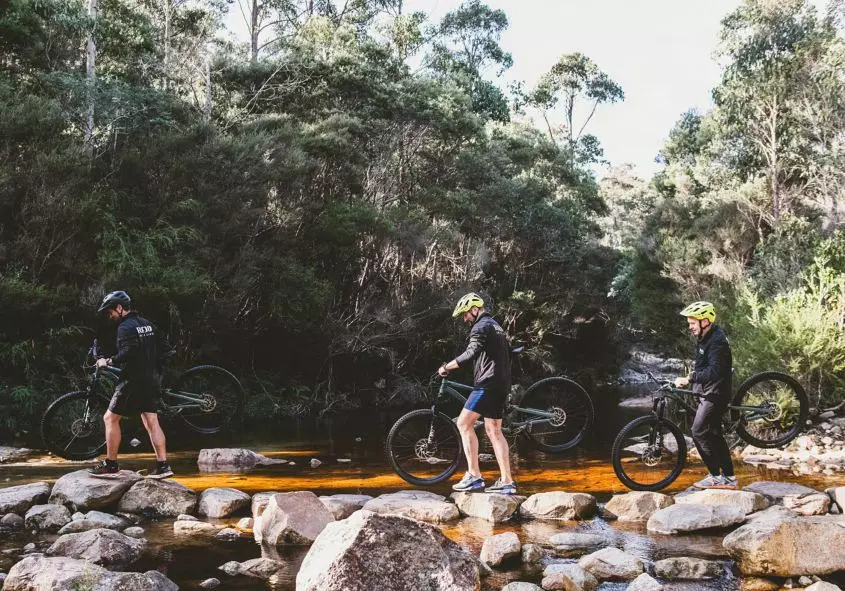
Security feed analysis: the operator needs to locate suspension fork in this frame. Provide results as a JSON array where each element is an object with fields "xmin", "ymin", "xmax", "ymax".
[
  {"xmin": 650, "ymin": 398, "xmax": 667, "ymax": 447},
  {"xmin": 427, "ymin": 405, "xmax": 438, "ymax": 441}
]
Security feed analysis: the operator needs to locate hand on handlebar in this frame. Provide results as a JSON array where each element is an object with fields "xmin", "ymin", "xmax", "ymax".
[
  {"xmin": 437, "ymin": 365, "xmax": 449, "ymax": 377},
  {"xmin": 674, "ymin": 376, "xmax": 690, "ymax": 388},
  {"xmin": 96, "ymin": 358, "xmax": 110, "ymax": 369}
]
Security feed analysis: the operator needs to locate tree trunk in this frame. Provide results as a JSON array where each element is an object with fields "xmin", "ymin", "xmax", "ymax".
[
  {"xmin": 250, "ymin": 0, "xmax": 259, "ymax": 62},
  {"xmin": 84, "ymin": 0, "xmax": 98, "ymax": 157},
  {"xmin": 204, "ymin": 45, "xmax": 212, "ymax": 122},
  {"xmin": 770, "ymin": 94, "xmax": 780, "ymax": 222},
  {"xmin": 163, "ymin": 0, "xmax": 171, "ymax": 89}
]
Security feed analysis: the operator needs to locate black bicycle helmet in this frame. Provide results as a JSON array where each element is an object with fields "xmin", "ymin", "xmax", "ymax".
[{"xmin": 97, "ymin": 290, "xmax": 131, "ymax": 313}]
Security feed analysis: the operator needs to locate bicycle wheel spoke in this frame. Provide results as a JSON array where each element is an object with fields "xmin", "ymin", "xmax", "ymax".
[
  {"xmin": 387, "ymin": 411, "xmax": 461, "ymax": 484},
  {"xmin": 735, "ymin": 373, "xmax": 808, "ymax": 448},
  {"xmin": 515, "ymin": 378, "xmax": 594, "ymax": 452},
  {"xmin": 613, "ymin": 416, "xmax": 685, "ymax": 491}
]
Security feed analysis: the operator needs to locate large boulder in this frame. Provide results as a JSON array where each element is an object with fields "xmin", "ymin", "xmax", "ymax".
[
  {"xmin": 197, "ymin": 448, "xmax": 284, "ymax": 472},
  {"xmin": 548, "ymin": 532, "xmax": 608, "ymax": 557},
  {"xmin": 603, "ymin": 491, "xmax": 673, "ymax": 522},
  {"xmin": 541, "ymin": 563, "xmax": 598, "ymax": 591},
  {"xmin": 479, "ymin": 532, "xmax": 520, "ymax": 566},
  {"xmin": 49, "ymin": 469, "xmax": 141, "ymax": 511},
  {"xmin": 318, "ymin": 495, "xmax": 373, "ymax": 520},
  {"xmin": 118, "ymin": 478, "xmax": 197, "ymax": 517},
  {"xmin": 0, "ymin": 482, "xmax": 50, "ymax": 514},
  {"xmin": 675, "ymin": 489, "xmax": 769, "ymax": 515},
  {"xmin": 57, "ymin": 510, "xmax": 130, "ymax": 534},
  {"xmin": 519, "ymin": 492, "xmax": 596, "ymax": 521},
  {"xmin": 450, "ymin": 492, "xmax": 523, "ymax": 523},
  {"xmin": 4, "ymin": 555, "xmax": 177, "ymax": 591},
  {"xmin": 295, "ymin": 510, "xmax": 480, "ymax": 591},
  {"xmin": 577, "ymin": 547, "xmax": 644, "ymax": 580},
  {"xmin": 723, "ymin": 515, "xmax": 845, "ymax": 575},
  {"xmin": 653, "ymin": 557, "xmax": 723, "ymax": 579},
  {"xmin": 782, "ymin": 494, "xmax": 831, "ymax": 516},
  {"xmin": 47, "ymin": 527, "xmax": 147, "ymax": 569},
  {"xmin": 362, "ymin": 491, "xmax": 460, "ymax": 523},
  {"xmin": 24, "ymin": 504, "xmax": 72, "ymax": 532},
  {"xmin": 255, "ymin": 491, "xmax": 334, "ymax": 545},
  {"xmin": 744, "ymin": 481, "xmax": 819, "ymax": 502},
  {"xmin": 647, "ymin": 503, "xmax": 747, "ymax": 534},
  {"xmin": 198, "ymin": 487, "xmax": 251, "ymax": 518}
]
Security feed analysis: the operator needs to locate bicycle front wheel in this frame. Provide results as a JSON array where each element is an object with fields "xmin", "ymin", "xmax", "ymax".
[
  {"xmin": 41, "ymin": 391, "xmax": 110, "ymax": 460},
  {"xmin": 515, "ymin": 377, "xmax": 594, "ymax": 452},
  {"xmin": 611, "ymin": 415, "xmax": 687, "ymax": 492},
  {"xmin": 171, "ymin": 365, "xmax": 244, "ymax": 435},
  {"xmin": 734, "ymin": 372, "xmax": 808, "ymax": 448},
  {"xmin": 385, "ymin": 409, "xmax": 462, "ymax": 486}
]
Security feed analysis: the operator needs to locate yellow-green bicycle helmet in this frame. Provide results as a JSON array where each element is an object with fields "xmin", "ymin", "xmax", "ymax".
[
  {"xmin": 680, "ymin": 301, "xmax": 716, "ymax": 323},
  {"xmin": 452, "ymin": 292, "xmax": 485, "ymax": 317}
]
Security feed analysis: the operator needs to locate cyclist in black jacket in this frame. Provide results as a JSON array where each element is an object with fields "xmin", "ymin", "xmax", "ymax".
[
  {"xmin": 438, "ymin": 293, "xmax": 516, "ymax": 494},
  {"xmin": 674, "ymin": 301, "xmax": 736, "ymax": 489},
  {"xmin": 89, "ymin": 291, "xmax": 173, "ymax": 479}
]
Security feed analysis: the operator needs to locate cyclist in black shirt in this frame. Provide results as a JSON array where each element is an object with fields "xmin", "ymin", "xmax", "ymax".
[
  {"xmin": 89, "ymin": 291, "xmax": 173, "ymax": 479},
  {"xmin": 438, "ymin": 293, "xmax": 516, "ymax": 494}
]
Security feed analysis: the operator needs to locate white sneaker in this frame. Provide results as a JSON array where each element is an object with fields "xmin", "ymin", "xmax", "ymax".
[{"xmin": 693, "ymin": 474, "xmax": 722, "ymax": 488}]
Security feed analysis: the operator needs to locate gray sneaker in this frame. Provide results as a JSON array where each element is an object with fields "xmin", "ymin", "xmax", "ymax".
[
  {"xmin": 452, "ymin": 471, "xmax": 485, "ymax": 492},
  {"xmin": 693, "ymin": 474, "xmax": 722, "ymax": 489},
  {"xmin": 485, "ymin": 479, "xmax": 517, "ymax": 495},
  {"xmin": 713, "ymin": 475, "xmax": 738, "ymax": 489}
]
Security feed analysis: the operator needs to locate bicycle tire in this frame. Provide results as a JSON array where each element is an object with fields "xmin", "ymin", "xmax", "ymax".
[
  {"xmin": 170, "ymin": 365, "xmax": 244, "ymax": 435},
  {"xmin": 385, "ymin": 409, "xmax": 462, "ymax": 486},
  {"xmin": 41, "ymin": 391, "xmax": 110, "ymax": 460},
  {"xmin": 516, "ymin": 377, "xmax": 594, "ymax": 453},
  {"xmin": 734, "ymin": 371, "xmax": 808, "ymax": 449},
  {"xmin": 611, "ymin": 414, "xmax": 687, "ymax": 492}
]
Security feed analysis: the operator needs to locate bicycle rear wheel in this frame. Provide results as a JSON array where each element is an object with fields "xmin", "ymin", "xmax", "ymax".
[
  {"xmin": 734, "ymin": 371, "xmax": 808, "ymax": 448},
  {"xmin": 171, "ymin": 365, "xmax": 244, "ymax": 435},
  {"xmin": 611, "ymin": 414, "xmax": 687, "ymax": 491},
  {"xmin": 515, "ymin": 377, "xmax": 594, "ymax": 452},
  {"xmin": 41, "ymin": 391, "xmax": 110, "ymax": 460},
  {"xmin": 385, "ymin": 409, "xmax": 462, "ymax": 486}
]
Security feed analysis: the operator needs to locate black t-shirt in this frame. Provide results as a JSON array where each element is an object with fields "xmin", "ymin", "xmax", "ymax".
[
  {"xmin": 111, "ymin": 311, "xmax": 159, "ymax": 387},
  {"xmin": 690, "ymin": 325, "xmax": 732, "ymax": 404},
  {"xmin": 455, "ymin": 312, "xmax": 511, "ymax": 391}
]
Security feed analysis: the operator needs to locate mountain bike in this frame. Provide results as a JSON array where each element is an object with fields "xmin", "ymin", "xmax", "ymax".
[
  {"xmin": 40, "ymin": 339, "xmax": 245, "ymax": 460},
  {"xmin": 386, "ymin": 359, "xmax": 595, "ymax": 486},
  {"xmin": 611, "ymin": 371, "xmax": 808, "ymax": 491}
]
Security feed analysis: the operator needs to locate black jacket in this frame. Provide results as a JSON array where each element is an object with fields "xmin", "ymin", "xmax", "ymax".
[
  {"xmin": 455, "ymin": 312, "xmax": 511, "ymax": 391},
  {"xmin": 690, "ymin": 325, "xmax": 732, "ymax": 404},
  {"xmin": 111, "ymin": 312, "xmax": 159, "ymax": 387}
]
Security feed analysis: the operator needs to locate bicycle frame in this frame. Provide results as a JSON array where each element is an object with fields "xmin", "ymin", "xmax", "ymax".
[
  {"xmin": 90, "ymin": 365, "xmax": 209, "ymax": 414},
  {"xmin": 651, "ymin": 386, "xmax": 775, "ymax": 425}
]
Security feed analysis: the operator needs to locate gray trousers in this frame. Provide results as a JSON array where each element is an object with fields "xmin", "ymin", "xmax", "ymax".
[{"xmin": 692, "ymin": 399, "xmax": 735, "ymax": 477}]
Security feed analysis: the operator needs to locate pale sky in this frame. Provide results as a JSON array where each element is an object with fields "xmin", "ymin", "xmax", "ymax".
[{"xmin": 224, "ymin": 0, "xmax": 828, "ymax": 178}]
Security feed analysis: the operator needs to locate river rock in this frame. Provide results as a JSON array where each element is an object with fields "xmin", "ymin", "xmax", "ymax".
[
  {"xmin": 451, "ymin": 491, "xmax": 523, "ymax": 523},
  {"xmin": 178, "ymin": 513, "xmax": 198, "ymax": 521},
  {"xmin": 647, "ymin": 503, "xmax": 747, "ymax": 534},
  {"xmin": 239, "ymin": 557, "xmax": 285, "ymax": 579},
  {"xmin": 744, "ymin": 481, "xmax": 819, "ymax": 502},
  {"xmin": 24, "ymin": 504, "xmax": 71, "ymax": 532},
  {"xmin": 549, "ymin": 532, "xmax": 607, "ymax": 556},
  {"xmin": 502, "ymin": 583, "xmax": 542, "ymax": 591},
  {"xmin": 577, "ymin": 547, "xmax": 644, "ymax": 580},
  {"xmin": 174, "ymin": 519, "xmax": 218, "ymax": 536},
  {"xmin": 215, "ymin": 527, "xmax": 242, "ymax": 540},
  {"xmin": 198, "ymin": 487, "xmax": 251, "ymax": 518},
  {"xmin": 747, "ymin": 505, "xmax": 798, "ymax": 524},
  {"xmin": 254, "ymin": 491, "xmax": 334, "ymax": 545},
  {"xmin": 653, "ymin": 557, "xmax": 723, "ymax": 579},
  {"xmin": 237, "ymin": 517, "xmax": 254, "ymax": 529},
  {"xmin": 200, "ymin": 578, "xmax": 221, "ymax": 589},
  {"xmin": 519, "ymin": 492, "xmax": 596, "ymax": 520},
  {"xmin": 124, "ymin": 526, "xmax": 145, "ymax": 538},
  {"xmin": 806, "ymin": 583, "xmax": 843, "ymax": 591},
  {"xmin": 783, "ymin": 493, "xmax": 831, "ymax": 516},
  {"xmin": 57, "ymin": 510, "xmax": 129, "ymax": 534},
  {"xmin": 296, "ymin": 510, "xmax": 480, "ymax": 591},
  {"xmin": 675, "ymin": 489, "xmax": 769, "ymax": 514},
  {"xmin": 740, "ymin": 577, "xmax": 781, "ymax": 591},
  {"xmin": 522, "ymin": 543, "xmax": 543, "ymax": 564},
  {"xmin": 362, "ymin": 490, "xmax": 460, "ymax": 523},
  {"xmin": 0, "ymin": 447, "xmax": 32, "ymax": 463},
  {"xmin": 1, "ymin": 512, "xmax": 24, "ymax": 528},
  {"xmin": 219, "ymin": 561, "xmax": 241, "ymax": 576},
  {"xmin": 197, "ymin": 448, "xmax": 285, "ymax": 471},
  {"xmin": 0, "ymin": 482, "xmax": 50, "ymax": 514},
  {"xmin": 724, "ymin": 515, "xmax": 845, "ymax": 575},
  {"xmin": 603, "ymin": 491, "xmax": 674, "ymax": 521},
  {"xmin": 118, "ymin": 478, "xmax": 198, "ymax": 517},
  {"xmin": 480, "ymin": 532, "xmax": 520, "ymax": 566},
  {"xmin": 318, "ymin": 494, "xmax": 373, "ymax": 520},
  {"xmin": 627, "ymin": 573, "xmax": 664, "ymax": 591},
  {"xmin": 49, "ymin": 469, "xmax": 141, "ymax": 511},
  {"xmin": 3, "ymin": 555, "xmax": 177, "ymax": 591},
  {"xmin": 47, "ymin": 528, "xmax": 147, "ymax": 568},
  {"xmin": 252, "ymin": 491, "xmax": 279, "ymax": 519},
  {"xmin": 541, "ymin": 563, "xmax": 598, "ymax": 591}
]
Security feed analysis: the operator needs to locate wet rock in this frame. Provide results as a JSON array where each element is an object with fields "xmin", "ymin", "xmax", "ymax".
[
  {"xmin": 123, "ymin": 526, "xmax": 145, "ymax": 538},
  {"xmin": 219, "ymin": 560, "xmax": 241, "ymax": 576},
  {"xmin": 743, "ymin": 481, "xmax": 819, "ymax": 502},
  {"xmin": 118, "ymin": 478, "xmax": 198, "ymax": 517},
  {"xmin": 1, "ymin": 512, "xmax": 24, "ymax": 528},
  {"xmin": 310, "ymin": 458, "xmax": 322, "ymax": 468},
  {"xmin": 362, "ymin": 490, "xmax": 460, "ymax": 523},
  {"xmin": 783, "ymin": 494, "xmax": 831, "ymax": 516},
  {"xmin": 200, "ymin": 578, "xmax": 221, "ymax": 589},
  {"xmin": 480, "ymin": 532, "xmax": 520, "ymax": 566},
  {"xmin": 251, "ymin": 491, "xmax": 279, "ymax": 519},
  {"xmin": 502, "ymin": 583, "xmax": 542, "ymax": 591},
  {"xmin": 806, "ymin": 583, "xmax": 842, "ymax": 591},
  {"xmin": 675, "ymin": 489, "xmax": 769, "ymax": 515},
  {"xmin": 49, "ymin": 469, "xmax": 141, "ymax": 511},
  {"xmin": 577, "ymin": 547, "xmax": 644, "ymax": 580},
  {"xmin": 451, "ymin": 491, "xmax": 523, "ymax": 523},
  {"xmin": 647, "ymin": 503, "xmax": 746, "ymax": 534},
  {"xmin": 254, "ymin": 491, "xmax": 334, "ymax": 545},
  {"xmin": 57, "ymin": 510, "xmax": 129, "ymax": 534},
  {"xmin": 239, "ymin": 557, "xmax": 285, "ymax": 579},
  {"xmin": 747, "ymin": 505, "xmax": 798, "ymax": 524},
  {"xmin": 627, "ymin": 573, "xmax": 665, "ymax": 591},
  {"xmin": 296, "ymin": 510, "xmax": 480, "ymax": 591},
  {"xmin": 740, "ymin": 577, "xmax": 780, "ymax": 591},
  {"xmin": 548, "ymin": 532, "xmax": 607, "ymax": 556},
  {"xmin": 174, "ymin": 519, "xmax": 218, "ymax": 536},
  {"xmin": 22, "ymin": 543, "xmax": 35, "ymax": 553},
  {"xmin": 197, "ymin": 448, "xmax": 285, "ymax": 471},
  {"xmin": 177, "ymin": 513, "xmax": 198, "ymax": 521},
  {"xmin": 47, "ymin": 528, "xmax": 147, "ymax": 568},
  {"xmin": 24, "ymin": 504, "xmax": 71, "ymax": 532},
  {"xmin": 215, "ymin": 527, "xmax": 242, "ymax": 540},
  {"xmin": 198, "ymin": 487, "xmax": 251, "ymax": 518},
  {"xmin": 653, "ymin": 556, "xmax": 723, "ymax": 579},
  {"xmin": 519, "ymin": 492, "xmax": 596, "ymax": 520},
  {"xmin": 318, "ymin": 494, "xmax": 373, "ymax": 520},
  {"xmin": 522, "ymin": 543, "xmax": 543, "ymax": 564},
  {"xmin": 0, "ymin": 482, "xmax": 50, "ymax": 514},
  {"xmin": 0, "ymin": 447, "xmax": 32, "ymax": 463},
  {"xmin": 541, "ymin": 563, "xmax": 599, "ymax": 591},
  {"xmin": 724, "ymin": 515, "xmax": 845, "ymax": 575},
  {"xmin": 3, "ymin": 555, "xmax": 177, "ymax": 591},
  {"xmin": 603, "ymin": 491, "xmax": 674, "ymax": 521},
  {"xmin": 237, "ymin": 517, "xmax": 254, "ymax": 530}
]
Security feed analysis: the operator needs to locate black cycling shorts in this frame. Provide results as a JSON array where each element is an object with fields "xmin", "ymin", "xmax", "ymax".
[
  {"xmin": 109, "ymin": 380, "xmax": 159, "ymax": 416},
  {"xmin": 464, "ymin": 386, "xmax": 507, "ymax": 419}
]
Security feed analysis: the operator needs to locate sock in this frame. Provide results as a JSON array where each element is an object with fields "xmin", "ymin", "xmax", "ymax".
[{"xmin": 157, "ymin": 460, "xmax": 169, "ymax": 469}]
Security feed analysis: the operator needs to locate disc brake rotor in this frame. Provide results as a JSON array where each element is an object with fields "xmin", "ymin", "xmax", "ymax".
[
  {"xmin": 70, "ymin": 418, "xmax": 95, "ymax": 438},
  {"xmin": 549, "ymin": 407, "xmax": 567, "ymax": 428},
  {"xmin": 641, "ymin": 445, "xmax": 662, "ymax": 467},
  {"xmin": 200, "ymin": 393, "xmax": 217, "ymax": 412}
]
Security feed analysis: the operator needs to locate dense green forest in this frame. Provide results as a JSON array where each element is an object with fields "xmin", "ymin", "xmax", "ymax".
[{"xmin": 2, "ymin": 0, "xmax": 845, "ymax": 441}]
